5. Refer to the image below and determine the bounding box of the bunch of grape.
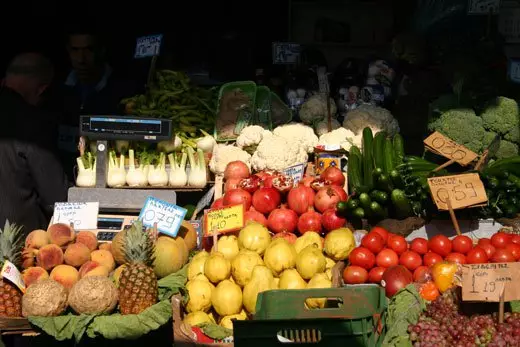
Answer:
[408,290,520,347]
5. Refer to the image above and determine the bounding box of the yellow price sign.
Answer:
[204,204,245,236]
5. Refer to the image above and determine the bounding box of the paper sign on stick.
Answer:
[204,204,244,236]
[462,263,520,302]
[427,173,488,210]
[423,132,479,166]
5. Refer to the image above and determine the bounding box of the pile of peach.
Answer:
[22,223,115,290]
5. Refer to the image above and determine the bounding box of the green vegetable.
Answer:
[198,322,233,340]
[346,199,360,210]
[377,174,393,192]
[336,201,349,216]
[347,148,363,193]
[359,193,372,209]
[362,127,374,189]
[383,137,395,174]
[393,134,405,166]
[373,131,387,169]
[390,170,405,189]
[391,189,414,218]
[370,201,386,217]
[485,157,520,176]
[370,190,389,204]
[352,207,365,219]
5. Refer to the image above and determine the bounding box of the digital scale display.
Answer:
[97,217,124,230]
[80,115,172,141]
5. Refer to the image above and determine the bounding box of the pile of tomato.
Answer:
[343,227,520,285]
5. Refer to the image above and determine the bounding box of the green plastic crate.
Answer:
[233,285,386,347]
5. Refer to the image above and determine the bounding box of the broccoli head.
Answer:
[495,140,519,159]
[427,108,485,153]
[481,97,520,136]
[504,125,519,145]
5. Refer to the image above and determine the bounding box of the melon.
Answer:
[111,229,127,265]
[177,221,198,251]
[68,276,118,314]
[153,237,184,278]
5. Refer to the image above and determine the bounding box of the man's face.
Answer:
[68,34,101,81]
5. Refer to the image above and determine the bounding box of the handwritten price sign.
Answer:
[204,204,244,236]
[139,197,187,237]
[282,163,305,186]
[53,202,99,230]
[134,34,163,59]
[467,0,500,14]
[462,263,520,302]
[423,132,478,166]
[427,173,488,210]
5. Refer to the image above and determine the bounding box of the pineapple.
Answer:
[118,221,158,315]
[0,220,25,317]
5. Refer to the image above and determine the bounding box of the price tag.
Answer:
[508,59,520,84]
[467,0,500,14]
[272,42,301,64]
[53,202,99,230]
[461,263,520,302]
[138,197,187,237]
[423,132,479,166]
[427,173,488,210]
[282,163,305,185]
[134,34,163,59]
[204,204,244,236]
[1,260,25,293]
[317,67,330,94]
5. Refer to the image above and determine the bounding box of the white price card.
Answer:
[282,163,306,185]
[272,42,301,64]
[53,202,99,230]
[467,0,501,14]
[1,260,25,293]
[134,34,163,59]
[138,197,187,237]
[508,59,520,84]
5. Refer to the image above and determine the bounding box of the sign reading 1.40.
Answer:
[138,196,187,237]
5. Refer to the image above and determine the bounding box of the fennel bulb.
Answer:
[107,151,126,187]
[196,130,216,153]
[168,152,188,187]
[187,147,207,188]
[115,140,130,154]
[126,149,148,187]
[157,135,182,153]
[76,152,96,187]
[148,152,168,186]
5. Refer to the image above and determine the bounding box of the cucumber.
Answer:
[393,134,405,166]
[383,137,395,174]
[359,193,372,209]
[370,201,386,217]
[389,170,405,189]
[336,201,349,216]
[370,190,389,204]
[391,189,413,219]
[352,207,365,219]
[404,162,437,173]
[350,145,362,158]
[346,199,360,210]
[403,156,432,164]
[372,167,384,179]
[377,174,393,192]
[347,148,363,193]
[373,131,387,169]
[485,157,520,176]
[362,127,374,189]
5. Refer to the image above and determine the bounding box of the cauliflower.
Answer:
[273,123,318,153]
[318,127,357,150]
[314,119,341,136]
[343,104,400,137]
[251,135,308,171]
[236,125,272,154]
[481,97,520,137]
[299,94,337,125]
[209,144,251,175]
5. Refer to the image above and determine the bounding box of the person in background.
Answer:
[0,53,69,233]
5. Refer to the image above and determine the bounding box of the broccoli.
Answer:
[481,97,520,136]
[495,140,519,159]
[482,131,498,148]
[504,126,519,145]
[427,108,485,153]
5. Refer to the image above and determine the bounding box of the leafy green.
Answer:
[197,322,233,340]
[382,284,426,347]
[29,314,96,342]
[511,301,520,313]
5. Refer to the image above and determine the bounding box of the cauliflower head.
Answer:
[236,125,272,154]
[251,135,308,171]
[318,127,357,150]
[481,97,520,136]
[299,94,337,125]
[273,123,318,153]
[343,104,400,137]
[314,119,341,136]
[209,144,251,175]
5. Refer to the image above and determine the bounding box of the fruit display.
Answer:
[0,221,25,317]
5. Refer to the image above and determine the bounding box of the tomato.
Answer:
[504,243,520,260]
[452,235,473,254]
[490,232,512,249]
[445,252,466,264]
[466,247,489,264]
[348,247,376,270]
[423,252,443,267]
[419,281,440,301]
[399,250,422,271]
[428,235,452,257]
[361,232,385,254]
[490,248,515,263]
[477,238,491,247]
[370,226,389,242]
[368,266,386,284]
[376,248,399,268]
[511,234,520,245]
[343,265,368,284]
[387,235,408,255]
[410,238,428,255]
[413,266,431,283]
[479,243,496,258]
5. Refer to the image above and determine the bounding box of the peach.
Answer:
[75,231,98,251]
[79,261,109,278]
[36,244,64,271]
[48,223,75,246]
[25,230,50,249]
[50,265,79,290]
[90,250,115,272]
[22,267,49,288]
[98,243,111,252]
[22,248,36,269]
[64,243,91,267]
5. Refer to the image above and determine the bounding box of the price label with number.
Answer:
[204,204,244,236]
[272,42,301,64]
[467,0,500,14]
[427,173,488,210]
[134,34,163,59]
[53,202,99,230]
[1,260,25,293]
[139,197,187,237]
[423,132,478,166]
[282,163,306,186]
[462,263,520,302]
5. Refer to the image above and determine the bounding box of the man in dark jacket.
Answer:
[0,53,69,233]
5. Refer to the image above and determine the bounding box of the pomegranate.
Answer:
[297,207,323,234]
[244,207,268,226]
[239,175,261,194]
[224,161,250,180]
[381,265,413,298]
[321,166,345,187]
[321,208,347,231]
[211,198,224,209]
[267,206,298,234]
[272,174,294,193]
[310,178,331,191]
[272,231,297,244]
[301,176,315,187]
[224,178,241,192]
[328,185,348,201]
[287,184,315,215]
[252,187,281,215]
[223,188,252,210]
[314,187,343,213]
